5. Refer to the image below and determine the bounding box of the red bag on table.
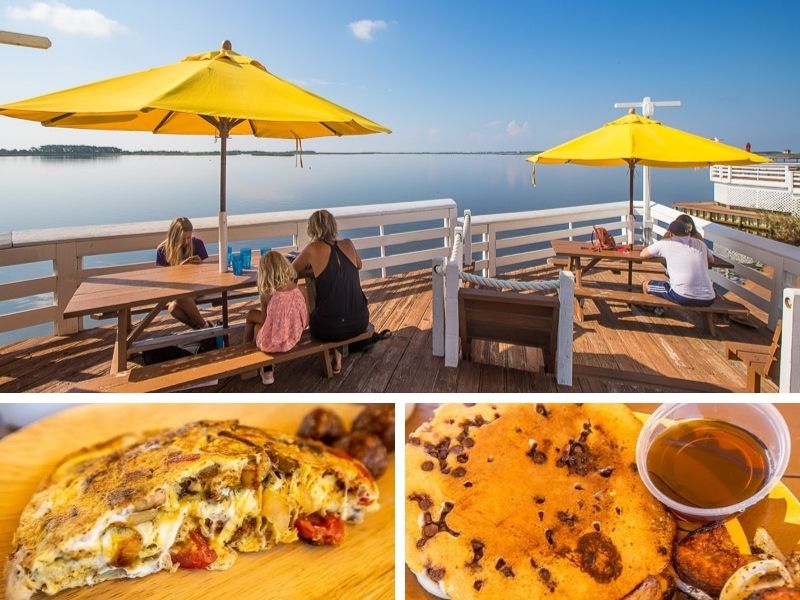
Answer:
[591,225,617,251]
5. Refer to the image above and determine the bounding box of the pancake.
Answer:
[405,404,675,599]
[8,420,378,599]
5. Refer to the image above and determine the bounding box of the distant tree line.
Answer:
[0,145,123,156]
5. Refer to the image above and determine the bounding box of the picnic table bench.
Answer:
[69,325,374,393]
[573,286,749,335]
[725,321,782,392]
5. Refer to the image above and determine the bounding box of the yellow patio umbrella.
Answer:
[0,40,391,271]
[527,112,770,245]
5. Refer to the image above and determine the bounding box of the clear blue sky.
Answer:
[1,0,798,153]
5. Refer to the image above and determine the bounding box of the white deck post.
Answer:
[463,210,472,267]
[444,258,461,368]
[432,257,446,357]
[780,288,800,393]
[556,270,574,386]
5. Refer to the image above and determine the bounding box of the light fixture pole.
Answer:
[614,96,681,244]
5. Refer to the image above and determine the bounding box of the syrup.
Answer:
[646,419,770,509]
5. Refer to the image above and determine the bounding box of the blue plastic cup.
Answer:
[227,245,233,267]
[232,252,243,276]
[241,248,252,269]
[260,246,270,259]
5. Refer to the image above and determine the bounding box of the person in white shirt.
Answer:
[639,218,716,306]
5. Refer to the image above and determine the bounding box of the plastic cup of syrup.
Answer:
[636,403,790,522]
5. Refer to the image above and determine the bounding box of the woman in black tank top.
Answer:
[292,210,369,344]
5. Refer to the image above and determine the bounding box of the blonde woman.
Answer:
[244,251,309,385]
[291,209,369,373]
[155,217,210,329]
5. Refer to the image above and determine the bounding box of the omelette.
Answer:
[7,420,379,599]
[405,404,675,600]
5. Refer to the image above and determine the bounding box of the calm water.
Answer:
[0,154,713,344]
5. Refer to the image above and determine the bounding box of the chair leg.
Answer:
[747,364,761,393]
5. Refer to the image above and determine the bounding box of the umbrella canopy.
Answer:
[0,41,391,270]
[527,113,770,244]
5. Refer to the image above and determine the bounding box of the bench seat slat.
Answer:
[70,325,374,393]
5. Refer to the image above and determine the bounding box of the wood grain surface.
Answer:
[404,402,800,600]
[63,262,257,318]
[0,403,394,600]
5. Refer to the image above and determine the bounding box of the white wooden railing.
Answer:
[711,164,800,214]
[0,199,457,337]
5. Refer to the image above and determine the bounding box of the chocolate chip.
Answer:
[574,483,584,491]
[463,437,475,448]
[598,467,614,478]
[534,495,546,504]
[474,580,483,591]
[539,568,551,582]
[421,461,434,471]
[408,493,433,511]
[464,481,473,488]
[441,466,451,475]
[451,467,467,478]
[558,511,576,527]
[536,403,551,418]
[545,529,555,546]
[577,499,585,509]
[615,507,622,515]
[467,539,485,569]
[427,566,445,582]
[629,462,639,473]
[658,545,668,556]
[487,456,494,463]
[576,532,622,583]
[495,558,506,569]
[423,523,439,537]
[515,427,522,433]
[530,558,538,568]
[593,521,601,532]
[456,454,469,463]
[409,437,421,446]
[449,445,464,455]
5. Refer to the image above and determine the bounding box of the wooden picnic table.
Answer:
[63,262,257,374]
[550,239,735,289]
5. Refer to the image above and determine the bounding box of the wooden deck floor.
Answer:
[0,264,778,393]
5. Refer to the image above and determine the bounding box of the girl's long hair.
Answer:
[159,217,194,266]
[307,209,338,243]
[258,251,295,295]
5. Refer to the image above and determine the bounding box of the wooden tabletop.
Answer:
[0,403,394,600]
[63,262,257,318]
[550,239,734,269]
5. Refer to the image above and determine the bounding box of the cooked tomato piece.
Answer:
[295,512,345,545]
[170,530,217,569]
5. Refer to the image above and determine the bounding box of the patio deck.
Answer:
[0,264,777,393]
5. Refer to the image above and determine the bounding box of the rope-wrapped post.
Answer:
[444,256,461,368]
[432,257,446,357]
[556,270,574,386]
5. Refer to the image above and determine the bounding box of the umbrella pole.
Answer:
[627,162,635,289]
[218,120,229,274]
[218,120,230,340]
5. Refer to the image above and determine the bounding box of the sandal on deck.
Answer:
[259,366,274,385]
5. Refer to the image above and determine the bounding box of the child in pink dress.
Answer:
[243,251,309,385]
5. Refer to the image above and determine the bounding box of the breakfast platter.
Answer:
[405,403,800,600]
[0,403,394,600]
